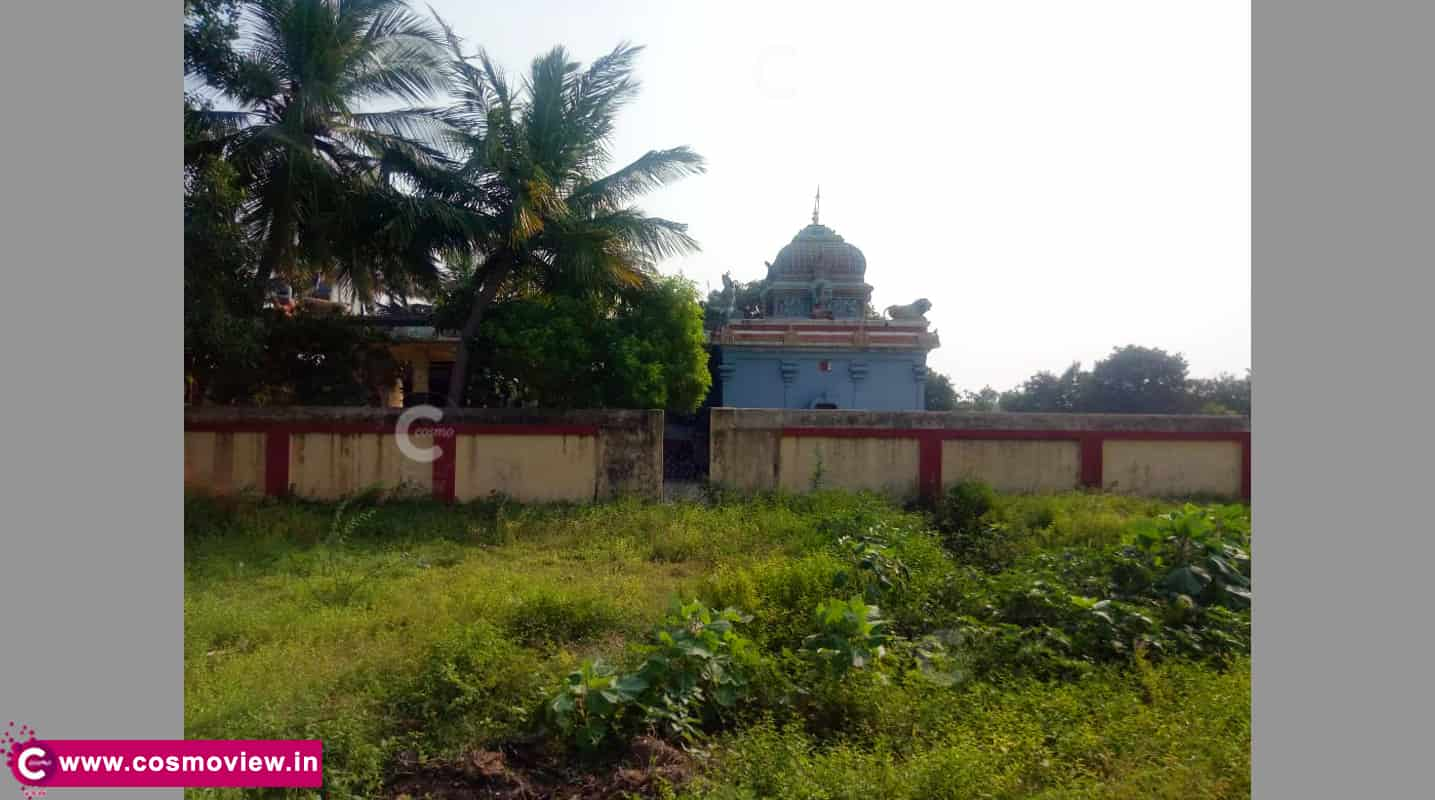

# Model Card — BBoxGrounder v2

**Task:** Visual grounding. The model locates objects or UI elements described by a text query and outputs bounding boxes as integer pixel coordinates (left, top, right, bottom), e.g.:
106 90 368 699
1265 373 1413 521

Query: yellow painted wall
289 433 432 499
942 440 1082 493
1103 440 1242 498
183 431 266 494
710 429 780 491
778 436 920 497
453 434 598 502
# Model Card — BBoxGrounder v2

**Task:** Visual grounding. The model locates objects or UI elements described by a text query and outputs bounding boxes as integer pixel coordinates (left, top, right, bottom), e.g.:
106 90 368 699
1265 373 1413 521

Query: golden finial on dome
812 185 820 225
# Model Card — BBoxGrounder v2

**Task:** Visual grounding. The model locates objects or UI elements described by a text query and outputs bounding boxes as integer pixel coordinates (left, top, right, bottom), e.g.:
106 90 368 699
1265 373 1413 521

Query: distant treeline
927 345 1250 415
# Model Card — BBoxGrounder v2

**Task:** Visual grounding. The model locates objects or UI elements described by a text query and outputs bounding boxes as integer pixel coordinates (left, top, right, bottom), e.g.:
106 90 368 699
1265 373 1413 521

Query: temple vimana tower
712 200 940 410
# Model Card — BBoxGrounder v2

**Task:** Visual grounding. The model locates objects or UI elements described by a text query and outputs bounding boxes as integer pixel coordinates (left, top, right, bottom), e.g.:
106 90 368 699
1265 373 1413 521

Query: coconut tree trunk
446 259 512 408
256 191 293 308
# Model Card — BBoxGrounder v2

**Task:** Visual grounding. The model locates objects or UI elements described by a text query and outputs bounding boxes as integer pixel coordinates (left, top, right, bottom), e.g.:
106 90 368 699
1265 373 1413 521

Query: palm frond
568 147 706 212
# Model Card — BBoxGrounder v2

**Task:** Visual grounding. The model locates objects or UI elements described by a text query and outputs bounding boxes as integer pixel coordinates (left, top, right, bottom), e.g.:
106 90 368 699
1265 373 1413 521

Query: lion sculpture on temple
884 298 932 321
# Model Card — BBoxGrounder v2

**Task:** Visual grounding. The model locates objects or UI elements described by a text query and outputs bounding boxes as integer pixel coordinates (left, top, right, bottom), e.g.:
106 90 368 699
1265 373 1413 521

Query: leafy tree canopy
925 372 999 411
1087 345 1190 413
439 275 711 412
995 346 1248 415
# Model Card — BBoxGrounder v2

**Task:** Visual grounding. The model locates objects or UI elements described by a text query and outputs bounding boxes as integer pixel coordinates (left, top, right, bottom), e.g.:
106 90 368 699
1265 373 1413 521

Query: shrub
935 481 1007 564
1130 503 1252 609
702 554 850 650
802 597 891 678
831 531 912 603
501 592 628 648
397 621 546 754
936 480 996 535
543 601 760 752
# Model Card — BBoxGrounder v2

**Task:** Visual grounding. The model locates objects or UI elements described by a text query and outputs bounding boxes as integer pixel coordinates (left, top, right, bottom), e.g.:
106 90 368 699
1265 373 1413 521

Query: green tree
432 21 705 406
440 276 710 412
927 373 1000 411
963 386 1001 411
1188 370 1251 415
184 158 263 403
199 309 398 406
186 0 458 306
1087 345 1190 413
1001 362 1086 412
184 0 243 82
605 276 712 411
924 371 960 410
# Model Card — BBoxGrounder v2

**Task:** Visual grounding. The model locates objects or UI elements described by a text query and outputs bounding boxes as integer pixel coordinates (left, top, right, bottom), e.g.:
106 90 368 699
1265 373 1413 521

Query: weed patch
184 490 1249 798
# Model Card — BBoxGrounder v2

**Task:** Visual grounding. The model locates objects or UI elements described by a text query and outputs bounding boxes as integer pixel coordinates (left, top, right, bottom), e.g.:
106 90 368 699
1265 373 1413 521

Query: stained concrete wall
289 432 432 500
778 436 921 495
184 431 267 495
184 407 662 502
1102 440 1243 497
942 439 1082 493
452 433 599 502
710 407 1249 500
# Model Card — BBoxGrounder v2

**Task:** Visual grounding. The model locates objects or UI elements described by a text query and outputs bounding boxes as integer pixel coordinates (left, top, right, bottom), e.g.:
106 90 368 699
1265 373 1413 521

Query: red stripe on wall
779 427 1250 502
186 421 599 436
1241 433 1252 501
917 432 943 504
263 430 290 497
432 428 457 504
1079 434 1103 489
781 427 1246 442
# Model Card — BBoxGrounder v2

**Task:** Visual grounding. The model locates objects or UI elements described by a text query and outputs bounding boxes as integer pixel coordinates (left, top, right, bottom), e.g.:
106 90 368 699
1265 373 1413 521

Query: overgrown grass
184 489 1250 799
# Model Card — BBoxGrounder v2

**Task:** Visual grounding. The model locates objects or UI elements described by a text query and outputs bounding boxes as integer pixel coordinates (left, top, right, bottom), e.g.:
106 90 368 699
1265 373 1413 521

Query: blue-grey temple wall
719 348 928 410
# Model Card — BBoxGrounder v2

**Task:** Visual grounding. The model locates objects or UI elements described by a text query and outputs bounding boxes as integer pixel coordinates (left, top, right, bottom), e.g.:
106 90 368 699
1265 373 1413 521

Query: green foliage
924 372 999 411
439 274 711 411
1188 370 1253 415
183 150 399 407
183 0 242 81
1088 345 1192 413
678 659 1250 800
802 597 891 678
201 309 398 405
396 621 548 755
501 592 629 648
187 0 452 304
1000 361 1088 412
186 4 710 411
831 531 912 603
432 27 705 406
998 345 1246 414
1130 503 1252 609
543 601 758 751
935 479 997 539
185 490 1249 797
184 157 263 401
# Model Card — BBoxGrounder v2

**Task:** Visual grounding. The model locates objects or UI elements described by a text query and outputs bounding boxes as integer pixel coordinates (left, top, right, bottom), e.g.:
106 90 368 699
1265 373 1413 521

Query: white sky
427 0 1251 392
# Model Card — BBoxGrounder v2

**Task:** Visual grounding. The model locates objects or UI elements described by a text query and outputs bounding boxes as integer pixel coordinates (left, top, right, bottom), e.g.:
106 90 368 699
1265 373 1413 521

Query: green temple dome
766 223 868 283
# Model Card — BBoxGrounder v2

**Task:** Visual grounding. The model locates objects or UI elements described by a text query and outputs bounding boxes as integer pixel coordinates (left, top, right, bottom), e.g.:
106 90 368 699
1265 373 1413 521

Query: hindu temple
711 198 940 410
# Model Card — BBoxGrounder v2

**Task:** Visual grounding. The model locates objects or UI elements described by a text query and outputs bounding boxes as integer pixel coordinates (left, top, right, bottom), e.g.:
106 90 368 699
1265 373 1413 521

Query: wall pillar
849 361 868 409
780 360 799 408
718 362 736 405
912 363 929 410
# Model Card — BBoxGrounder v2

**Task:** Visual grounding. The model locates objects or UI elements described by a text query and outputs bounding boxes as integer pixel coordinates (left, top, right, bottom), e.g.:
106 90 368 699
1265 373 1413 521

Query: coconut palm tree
432 19 706 407
186 0 460 306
